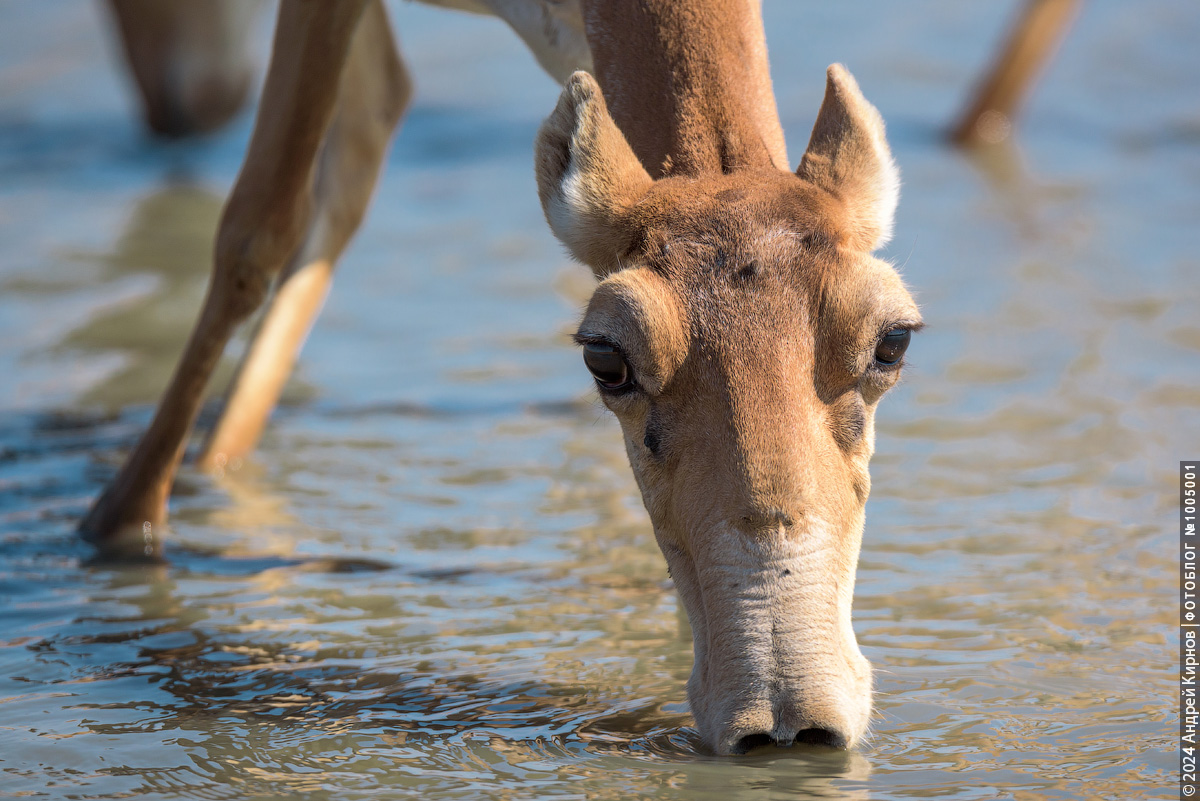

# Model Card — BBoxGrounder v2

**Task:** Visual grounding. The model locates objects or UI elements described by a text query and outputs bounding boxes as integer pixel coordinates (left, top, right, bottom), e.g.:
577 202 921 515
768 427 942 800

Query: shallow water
0 1 1193 798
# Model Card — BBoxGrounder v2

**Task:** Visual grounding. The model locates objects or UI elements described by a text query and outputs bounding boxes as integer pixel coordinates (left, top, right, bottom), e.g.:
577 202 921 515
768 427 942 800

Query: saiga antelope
83 0 968 755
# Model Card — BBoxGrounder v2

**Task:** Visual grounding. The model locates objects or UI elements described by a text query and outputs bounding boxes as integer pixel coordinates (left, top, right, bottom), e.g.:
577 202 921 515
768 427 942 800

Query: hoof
78 487 168 562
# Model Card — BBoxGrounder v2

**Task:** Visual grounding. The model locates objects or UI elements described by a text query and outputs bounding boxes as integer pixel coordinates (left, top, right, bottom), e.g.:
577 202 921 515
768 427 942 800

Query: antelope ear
536 71 653 275
796 64 899 252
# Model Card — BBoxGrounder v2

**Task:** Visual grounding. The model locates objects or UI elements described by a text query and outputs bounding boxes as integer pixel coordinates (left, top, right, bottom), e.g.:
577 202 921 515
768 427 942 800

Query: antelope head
536 65 920 755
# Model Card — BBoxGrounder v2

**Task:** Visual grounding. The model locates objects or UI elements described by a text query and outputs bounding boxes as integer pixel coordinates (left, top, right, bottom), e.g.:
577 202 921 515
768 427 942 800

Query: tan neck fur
582 0 788 177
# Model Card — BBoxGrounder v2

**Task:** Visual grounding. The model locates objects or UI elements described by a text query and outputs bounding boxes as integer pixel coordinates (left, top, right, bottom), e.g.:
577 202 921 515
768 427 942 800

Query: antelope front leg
106 0 268 137
199 1 411 470
80 0 371 558
950 0 1080 146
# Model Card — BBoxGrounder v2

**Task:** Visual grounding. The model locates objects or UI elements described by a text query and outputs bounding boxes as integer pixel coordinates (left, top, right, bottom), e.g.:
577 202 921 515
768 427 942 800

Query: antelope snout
713 689 868 756
657 510 873 755
685 610 875 755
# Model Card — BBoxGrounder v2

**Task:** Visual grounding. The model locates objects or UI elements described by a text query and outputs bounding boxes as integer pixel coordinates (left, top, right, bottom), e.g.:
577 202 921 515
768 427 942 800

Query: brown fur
582 0 787 176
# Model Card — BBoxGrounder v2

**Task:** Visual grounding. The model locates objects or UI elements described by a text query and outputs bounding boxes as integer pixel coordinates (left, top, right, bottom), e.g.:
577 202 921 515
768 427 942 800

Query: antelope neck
582 0 789 178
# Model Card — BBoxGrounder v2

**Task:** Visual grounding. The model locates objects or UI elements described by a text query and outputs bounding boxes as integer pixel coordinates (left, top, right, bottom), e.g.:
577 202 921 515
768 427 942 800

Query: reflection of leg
950 0 1080 146
105 0 268 137
210 460 299 554
200 2 411 470
81 2 372 558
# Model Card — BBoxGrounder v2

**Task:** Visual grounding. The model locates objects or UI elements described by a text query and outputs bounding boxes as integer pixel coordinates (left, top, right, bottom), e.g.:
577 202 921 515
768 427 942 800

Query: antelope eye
583 342 631 389
875 328 911 366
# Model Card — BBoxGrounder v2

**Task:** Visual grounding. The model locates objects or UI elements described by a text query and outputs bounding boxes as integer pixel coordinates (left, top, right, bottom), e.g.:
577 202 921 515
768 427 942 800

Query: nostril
732 732 775 754
793 727 848 749
739 506 796 532
729 727 848 754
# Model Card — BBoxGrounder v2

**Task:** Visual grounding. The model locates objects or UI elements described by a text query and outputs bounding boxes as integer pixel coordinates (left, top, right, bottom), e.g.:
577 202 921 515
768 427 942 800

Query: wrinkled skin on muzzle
535 66 920 754
668 520 872 754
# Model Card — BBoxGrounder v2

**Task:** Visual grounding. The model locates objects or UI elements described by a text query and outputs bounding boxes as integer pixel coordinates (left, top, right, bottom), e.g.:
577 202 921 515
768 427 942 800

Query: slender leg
80 1 371 558
950 0 1080 146
106 0 268 137
199 2 412 470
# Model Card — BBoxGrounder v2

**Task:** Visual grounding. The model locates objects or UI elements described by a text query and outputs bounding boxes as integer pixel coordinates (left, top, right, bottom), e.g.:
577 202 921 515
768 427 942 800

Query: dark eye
874 328 910 366
583 342 632 389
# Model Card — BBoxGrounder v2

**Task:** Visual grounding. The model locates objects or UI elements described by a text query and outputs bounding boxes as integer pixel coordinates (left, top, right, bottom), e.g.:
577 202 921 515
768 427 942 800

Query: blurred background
0 1 1193 798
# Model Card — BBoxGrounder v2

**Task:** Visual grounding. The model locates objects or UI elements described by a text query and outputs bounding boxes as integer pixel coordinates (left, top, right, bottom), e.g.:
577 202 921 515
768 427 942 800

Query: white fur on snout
663 516 872 753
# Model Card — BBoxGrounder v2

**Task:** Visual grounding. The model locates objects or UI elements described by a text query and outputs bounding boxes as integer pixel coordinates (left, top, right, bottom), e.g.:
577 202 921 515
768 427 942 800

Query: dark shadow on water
80 545 395 575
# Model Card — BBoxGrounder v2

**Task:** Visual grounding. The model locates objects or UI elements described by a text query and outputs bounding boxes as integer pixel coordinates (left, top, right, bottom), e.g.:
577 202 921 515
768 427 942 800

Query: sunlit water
0 1 1193 798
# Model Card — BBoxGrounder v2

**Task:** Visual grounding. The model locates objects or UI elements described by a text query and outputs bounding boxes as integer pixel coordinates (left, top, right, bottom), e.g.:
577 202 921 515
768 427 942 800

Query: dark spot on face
715 188 746 203
737 261 758 279
643 415 663 456
781 569 791 577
